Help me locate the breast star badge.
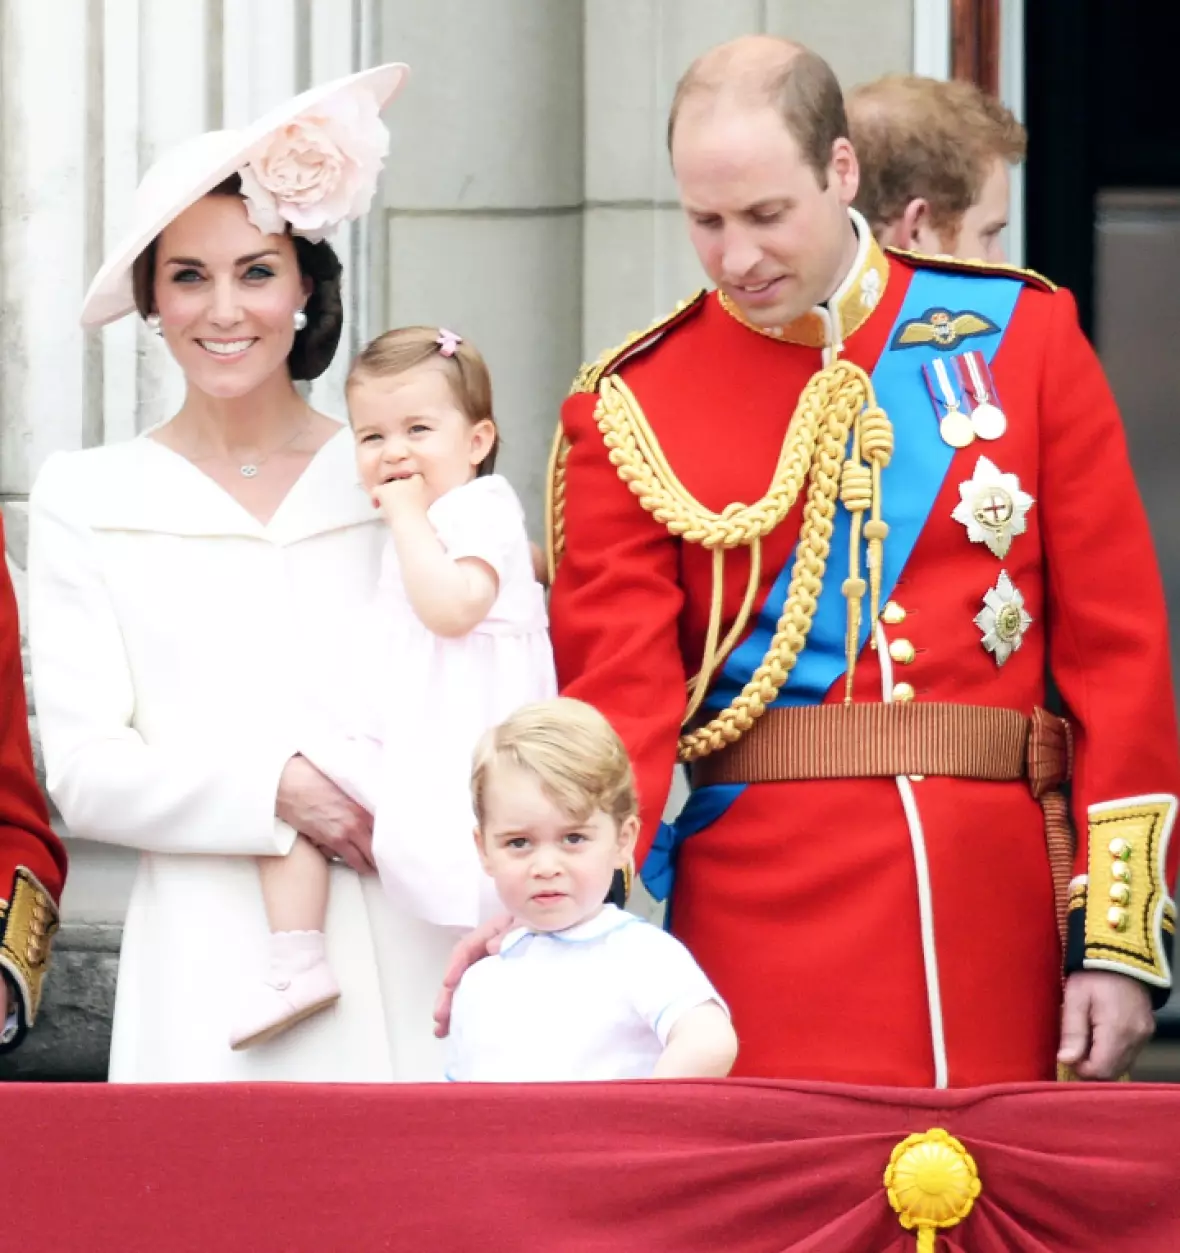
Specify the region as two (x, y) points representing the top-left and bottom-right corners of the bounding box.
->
(951, 456), (1034, 558)
(975, 570), (1032, 666)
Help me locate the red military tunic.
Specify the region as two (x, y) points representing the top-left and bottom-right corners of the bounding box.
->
(1, 515), (66, 1049)
(549, 226), (1180, 1087)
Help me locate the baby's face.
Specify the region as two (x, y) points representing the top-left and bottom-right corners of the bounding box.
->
(476, 764), (636, 933)
(349, 363), (493, 506)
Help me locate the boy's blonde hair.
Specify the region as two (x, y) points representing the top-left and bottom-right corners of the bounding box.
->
(347, 326), (499, 474)
(471, 698), (638, 830)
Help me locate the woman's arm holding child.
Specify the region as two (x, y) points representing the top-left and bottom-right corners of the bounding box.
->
(375, 477), (498, 638)
(651, 1002), (738, 1079)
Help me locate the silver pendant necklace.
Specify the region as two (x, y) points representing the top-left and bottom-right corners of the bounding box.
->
(184, 409), (313, 477)
(237, 417), (311, 477)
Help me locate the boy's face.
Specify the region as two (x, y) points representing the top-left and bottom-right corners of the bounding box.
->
(475, 762), (638, 933)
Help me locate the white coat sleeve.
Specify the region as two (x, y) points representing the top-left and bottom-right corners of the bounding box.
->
(27, 456), (298, 857)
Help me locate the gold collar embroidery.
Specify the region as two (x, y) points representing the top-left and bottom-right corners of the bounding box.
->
(718, 211), (889, 349)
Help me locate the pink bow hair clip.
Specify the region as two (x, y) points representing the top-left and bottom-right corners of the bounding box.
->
(436, 328), (463, 357)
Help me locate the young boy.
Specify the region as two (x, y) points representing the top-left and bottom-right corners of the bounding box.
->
(446, 698), (737, 1082)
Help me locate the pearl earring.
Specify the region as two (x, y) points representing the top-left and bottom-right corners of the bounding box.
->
(293, 309), (308, 332)
(146, 313), (163, 337)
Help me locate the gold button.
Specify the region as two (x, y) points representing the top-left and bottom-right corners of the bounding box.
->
(1109, 838), (1132, 861)
(1112, 861), (1131, 884)
(1109, 883), (1131, 906)
(1107, 907), (1129, 932)
(881, 601), (906, 625)
(892, 682), (916, 704)
(888, 639), (916, 665)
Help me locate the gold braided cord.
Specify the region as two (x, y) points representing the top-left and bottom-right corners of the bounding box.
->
(840, 428), (869, 698)
(545, 427), (570, 584)
(599, 374), (825, 549)
(594, 362), (886, 762)
(683, 538), (763, 716)
(860, 407), (894, 627)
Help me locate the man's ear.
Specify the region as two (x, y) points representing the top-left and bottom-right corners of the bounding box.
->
(900, 197), (934, 250)
(829, 137), (859, 207)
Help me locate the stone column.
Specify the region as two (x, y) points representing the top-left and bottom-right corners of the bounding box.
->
(379, 0), (584, 535)
(765, 0), (914, 84)
(0, 0), (90, 498)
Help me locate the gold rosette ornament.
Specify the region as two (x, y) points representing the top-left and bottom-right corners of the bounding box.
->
(884, 1128), (981, 1251)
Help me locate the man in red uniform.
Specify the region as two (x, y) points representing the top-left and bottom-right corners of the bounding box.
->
(545, 36), (1178, 1086)
(1, 516), (66, 1051)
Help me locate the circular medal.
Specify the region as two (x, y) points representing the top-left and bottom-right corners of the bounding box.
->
(970, 401), (1007, 441)
(939, 409), (975, 449)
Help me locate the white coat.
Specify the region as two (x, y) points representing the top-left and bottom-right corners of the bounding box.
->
(28, 428), (457, 1082)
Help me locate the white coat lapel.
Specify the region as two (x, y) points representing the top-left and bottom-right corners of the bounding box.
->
(80, 428), (376, 544)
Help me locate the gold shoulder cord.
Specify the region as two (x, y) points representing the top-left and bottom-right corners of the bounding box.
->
(883, 246), (1059, 293)
(553, 354), (893, 763)
(544, 425), (570, 588)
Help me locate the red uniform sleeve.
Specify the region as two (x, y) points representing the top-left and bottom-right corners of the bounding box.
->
(1037, 289), (1180, 998)
(0, 516), (66, 1048)
(549, 391), (686, 860)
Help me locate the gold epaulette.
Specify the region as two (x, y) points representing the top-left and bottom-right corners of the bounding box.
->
(0, 866), (60, 1034)
(568, 289), (708, 396)
(885, 246), (1058, 293)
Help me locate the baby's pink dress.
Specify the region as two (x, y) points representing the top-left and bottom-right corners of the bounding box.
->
(308, 475), (555, 928)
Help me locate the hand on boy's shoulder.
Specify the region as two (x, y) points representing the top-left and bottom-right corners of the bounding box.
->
(433, 912), (518, 1038)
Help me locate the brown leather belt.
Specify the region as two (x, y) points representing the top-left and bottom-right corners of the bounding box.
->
(687, 701), (1077, 976)
(689, 703), (1073, 794)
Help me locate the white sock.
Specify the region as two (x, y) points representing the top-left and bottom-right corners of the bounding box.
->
(268, 929), (327, 977)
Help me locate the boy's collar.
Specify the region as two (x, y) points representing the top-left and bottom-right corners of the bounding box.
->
(499, 904), (638, 955)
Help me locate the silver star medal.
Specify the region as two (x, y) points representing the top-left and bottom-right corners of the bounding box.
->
(975, 570), (1033, 666)
(951, 456), (1034, 559)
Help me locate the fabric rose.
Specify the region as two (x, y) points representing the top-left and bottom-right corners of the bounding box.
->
(239, 89), (390, 242)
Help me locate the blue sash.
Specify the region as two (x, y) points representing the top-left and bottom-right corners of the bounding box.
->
(641, 269), (1023, 902)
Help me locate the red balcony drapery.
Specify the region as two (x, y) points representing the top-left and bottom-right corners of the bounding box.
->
(12, 1079), (1180, 1252)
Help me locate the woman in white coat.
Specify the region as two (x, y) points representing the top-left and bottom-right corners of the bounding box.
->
(28, 64), (457, 1083)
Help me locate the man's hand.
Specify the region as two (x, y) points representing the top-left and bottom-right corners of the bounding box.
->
(433, 913), (516, 1037)
(1058, 969), (1156, 1079)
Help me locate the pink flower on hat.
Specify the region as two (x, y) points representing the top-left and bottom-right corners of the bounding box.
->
(239, 89), (390, 242)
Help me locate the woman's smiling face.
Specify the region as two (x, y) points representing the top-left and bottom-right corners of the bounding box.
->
(151, 193), (310, 400)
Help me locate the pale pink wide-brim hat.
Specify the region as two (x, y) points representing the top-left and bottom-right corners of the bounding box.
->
(81, 61), (408, 329)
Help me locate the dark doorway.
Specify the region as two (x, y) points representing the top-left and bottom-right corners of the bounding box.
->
(1025, 0), (1180, 331)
